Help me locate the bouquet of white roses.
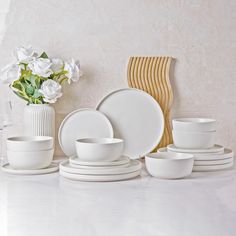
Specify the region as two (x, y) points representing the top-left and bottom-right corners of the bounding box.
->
(0, 46), (82, 104)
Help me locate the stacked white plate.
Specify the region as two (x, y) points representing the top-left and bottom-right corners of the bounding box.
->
(168, 118), (234, 172)
(58, 88), (165, 181)
(59, 156), (142, 182)
(166, 145), (234, 172)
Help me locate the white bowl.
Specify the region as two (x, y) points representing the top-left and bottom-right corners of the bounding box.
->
(7, 136), (54, 152)
(76, 138), (124, 162)
(172, 118), (216, 132)
(145, 152), (194, 179)
(172, 130), (216, 149)
(7, 149), (54, 170)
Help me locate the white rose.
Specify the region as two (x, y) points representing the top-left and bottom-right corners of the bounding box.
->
(28, 58), (53, 77)
(14, 46), (37, 63)
(64, 59), (82, 84)
(0, 63), (21, 84)
(39, 79), (62, 104)
(51, 58), (64, 73)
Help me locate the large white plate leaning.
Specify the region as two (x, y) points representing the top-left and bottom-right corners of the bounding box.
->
(1, 164), (59, 175)
(58, 109), (113, 157)
(60, 169), (141, 182)
(193, 161), (233, 172)
(60, 160), (141, 175)
(70, 155), (130, 166)
(96, 88), (164, 159)
(167, 144), (224, 154)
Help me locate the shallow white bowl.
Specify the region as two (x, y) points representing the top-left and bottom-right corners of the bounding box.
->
(7, 136), (54, 152)
(7, 149), (54, 170)
(145, 152), (194, 179)
(172, 118), (216, 132)
(76, 138), (124, 162)
(172, 130), (216, 149)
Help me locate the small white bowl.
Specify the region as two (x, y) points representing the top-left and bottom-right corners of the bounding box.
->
(76, 138), (124, 162)
(7, 149), (54, 170)
(172, 130), (216, 149)
(7, 136), (54, 152)
(145, 152), (194, 179)
(172, 118), (216, 132)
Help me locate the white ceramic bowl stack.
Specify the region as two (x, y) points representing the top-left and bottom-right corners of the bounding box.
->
(2, 136), (58, 175)
(59, 138), (142, 181)
(168, 118), (234, 171)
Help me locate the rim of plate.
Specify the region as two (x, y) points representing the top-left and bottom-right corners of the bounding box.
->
(58, 108), (114, 156)
(167, 144), (224, 154)
(96, 88), (164, 158)
(70, 155), (130, 166)
(59, 169), (141, 182)
(1, 163), (59, 175)
(60, 160), (141, 175)
(70, 162), (130, 169)
(193, 161), (233, 172)
(194, 157), (233, 166)
(173, 118), (216, 124)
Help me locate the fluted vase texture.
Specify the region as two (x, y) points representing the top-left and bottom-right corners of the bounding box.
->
(24, 104), (55, 141)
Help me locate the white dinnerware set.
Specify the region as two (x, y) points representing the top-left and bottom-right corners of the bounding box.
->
(144, 118), (234, 179)
(1, 88), (234, 181)
(58, 88), (164, 181)
(169, 118), (233, 172)
(2, 136), (58, 175)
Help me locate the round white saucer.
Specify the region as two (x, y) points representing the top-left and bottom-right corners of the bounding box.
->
(70, 155), (130, 166)
(70, 162), (130, 169)
(1, 163), (59, 175)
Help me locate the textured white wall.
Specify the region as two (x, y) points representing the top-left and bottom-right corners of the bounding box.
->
(0, 0), (236, 156)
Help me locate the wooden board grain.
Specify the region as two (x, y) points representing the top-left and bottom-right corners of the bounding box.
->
(127, 57), (173, 150)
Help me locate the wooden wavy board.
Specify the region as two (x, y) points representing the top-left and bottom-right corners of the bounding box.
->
(127, 57), (173, 150)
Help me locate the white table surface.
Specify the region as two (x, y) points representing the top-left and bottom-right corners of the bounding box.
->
(0, 163), (236, 236)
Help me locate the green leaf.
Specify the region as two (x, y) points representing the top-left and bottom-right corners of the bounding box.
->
(32, 89), (41, 98)
(25, 84), (34, 95)
(12, 81), (22, 91)
(59, 76), (68, 84)
(39, 52), (48, 59)
(35, 77), (41, 88)
(29, 75), (37, 87)
(34, 98), (43, 104)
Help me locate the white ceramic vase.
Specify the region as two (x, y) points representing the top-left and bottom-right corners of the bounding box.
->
(24, 104), (55, 140)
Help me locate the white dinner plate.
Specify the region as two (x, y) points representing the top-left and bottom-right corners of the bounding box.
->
(167, 144), (224, 154)
(60, 169), (141, 182)
(194, 157), (233, 165)
(96, 88), (164, 159)
(193, 148), (234, 161)
(58, 109), (113, 157)
(193, 161), (234, 172)
(1, 164), (59, 175)
(70, 155), (130, 166)
(60, 160), (141, 175)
